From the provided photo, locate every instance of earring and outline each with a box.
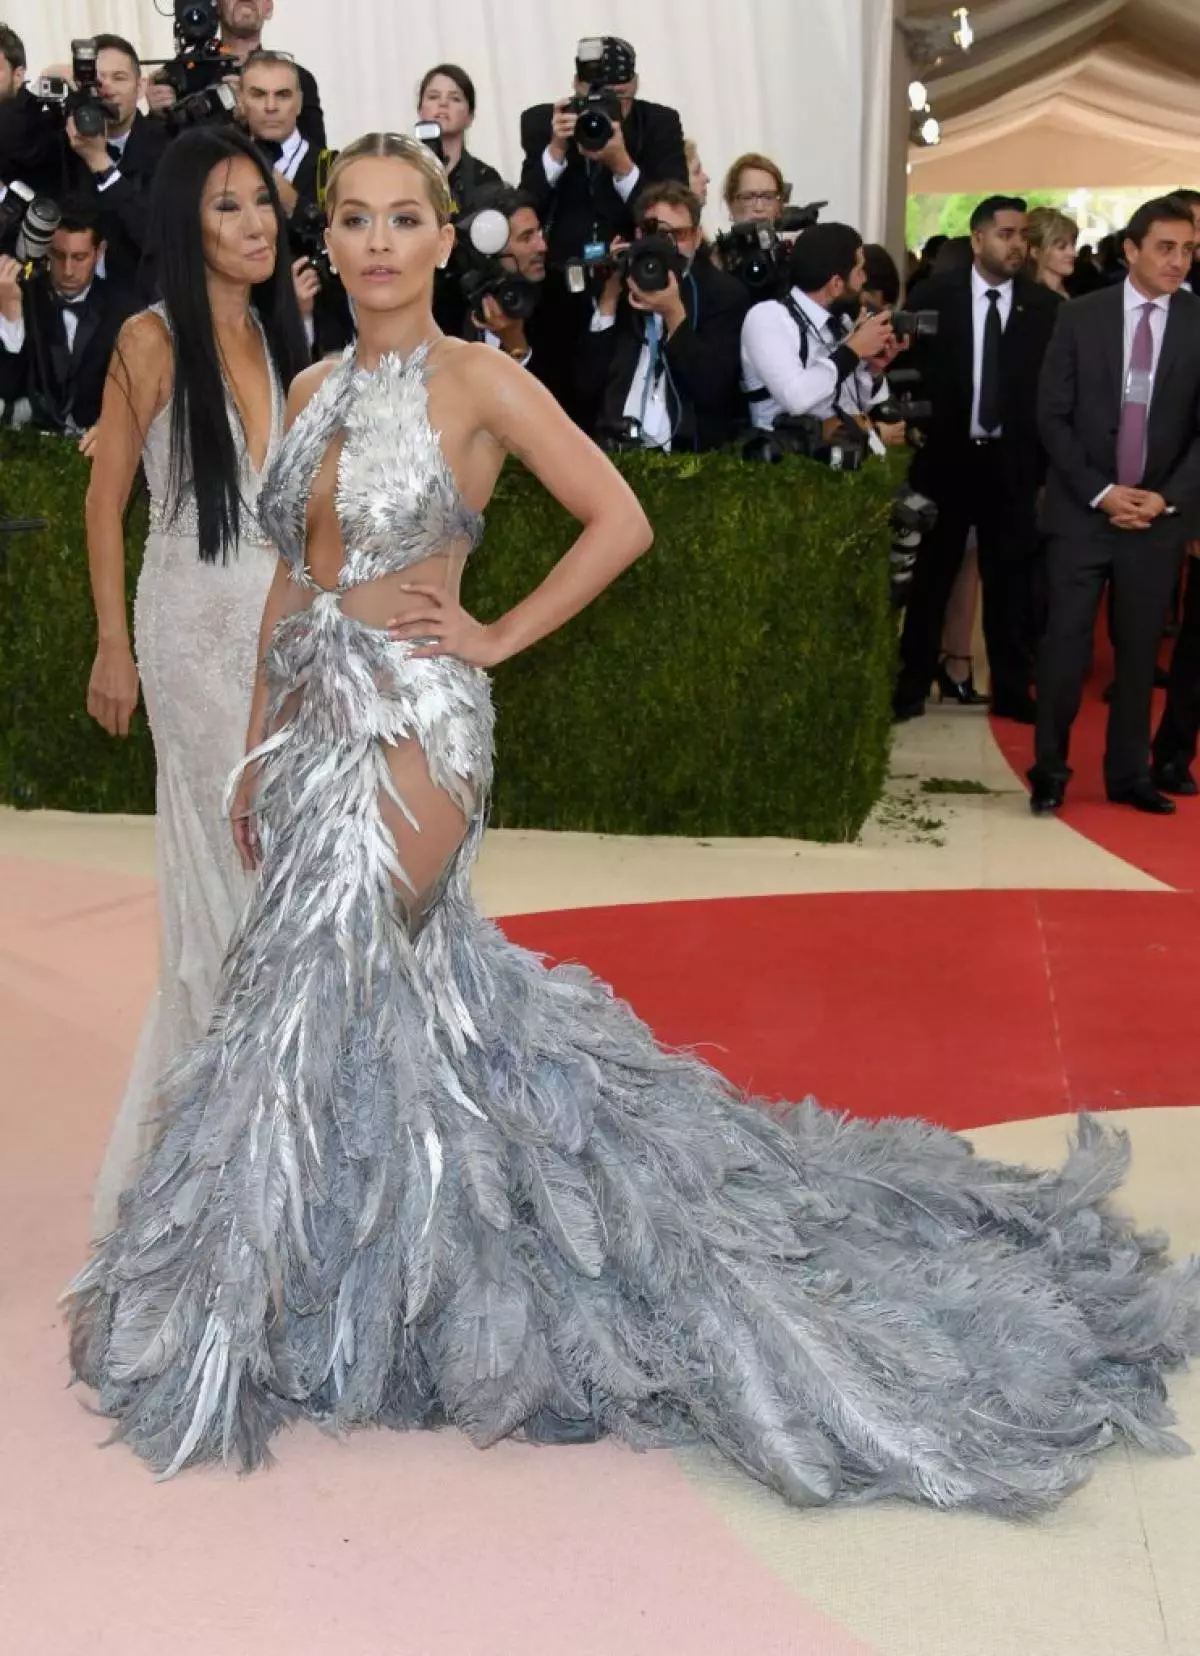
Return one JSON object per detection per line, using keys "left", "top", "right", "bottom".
{"left": 328, "top": 261, "right": 338, "bottom": 275}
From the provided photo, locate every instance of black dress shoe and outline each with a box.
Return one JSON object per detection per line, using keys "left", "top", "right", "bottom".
{"left": 1106, "top": 781, "right": 1177, "bottom": 815}
{"left": 1028, "top": 775, "right": 1066, "bottom": 815}
{"left": 992, "top": 695, "right": 1037, "bottom": 725}
{"left": 1151, "top": 760, "right": 1199, "bottom": 797}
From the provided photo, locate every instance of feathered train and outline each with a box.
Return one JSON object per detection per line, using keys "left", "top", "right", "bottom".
{"left": 64, "top": 346, "right": 1200, "bottom": 1512}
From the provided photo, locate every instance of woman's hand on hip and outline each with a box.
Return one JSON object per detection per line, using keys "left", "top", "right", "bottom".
{"left": 228, "top": 769, "right": 262, "bottom": 873}
{"left": 86, "top": 643, "right": 140, "bottom": 736}
{"left": 387, "top": 585, "right": 505, "bottom": 668}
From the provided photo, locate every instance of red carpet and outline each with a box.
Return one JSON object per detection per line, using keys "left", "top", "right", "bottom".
{"left": 991, "top": 631, "right": 1200, "bottom": 892}
{"left": 501, "top": 888, "right": 1199, "bottom": 1131}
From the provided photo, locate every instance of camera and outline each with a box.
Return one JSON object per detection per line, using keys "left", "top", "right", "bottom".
{"left": 157, "top": 0, "right": 237, "bottom": 98}
{"left": 715, "top": 202, "right": 826, "bottom": 295}
{"left": 871, "top": 368, "right": 933, "bottom": 443}
{"left": 164, "top": 81, "right": 238, "bottom": 136}
{"left": 743, "top": 411, "right": 870, "bottom": 472}
{"left": 567, "top": 35, "right": 630, "bottom": 153}
{"left": 564, "top": 231, "right": 685, "bottom": 298}
{"left": 888, "top": 487, "right": 937, "bottom": 606}
{"left": 291, "top": 201, "right": 336, "bottom": 287}
{"left": 28, "top": 40, "right": 119, "bottom": 139}
{"left": 890, "top": 307, "right": 938, "bottom": 344}
{"left": 455, "top": 208, "right": 541, "bottom": 324}
{"left": 0, "top": 182, "right": 61, "bottom": 266}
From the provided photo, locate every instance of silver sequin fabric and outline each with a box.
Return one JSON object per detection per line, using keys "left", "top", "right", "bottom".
{"left": 65, "top": 347, "right": 1200, "bottom": 1510}
{"left": 92, "top": 305, "right": 283, "bottom": 1236}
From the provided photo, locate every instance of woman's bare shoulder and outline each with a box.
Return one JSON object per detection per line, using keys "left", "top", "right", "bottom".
{"left": 113, "top": 308, "right": 173, "bottom": 375}
{"left": 283, "top": 355, "right": 343, "bottom": 425}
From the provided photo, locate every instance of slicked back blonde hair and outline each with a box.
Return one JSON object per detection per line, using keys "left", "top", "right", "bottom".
{"left": 325, "top": 132, "right": 453, "bottom": 226}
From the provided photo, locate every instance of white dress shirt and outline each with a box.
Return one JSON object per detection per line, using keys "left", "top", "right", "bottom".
{"left": 1091, "top": 278, "right": 1173, "bottom": 506}
{"left": 969, "top": 267, "right": 1013, "bottom": 438}
{"left": 740, "top": 288, "right": 886, "bottom": 431}
{"left": 274, "top": 127, "right": 310, "bottom": 183}
{"left": 0, "top": 282, "right": 95, "bottom": 356}
{"left": 589, "top": 307, "right": 672, "bottom": 449}
{"left": 541, "top": 147, "right": 641, "bottom": 205}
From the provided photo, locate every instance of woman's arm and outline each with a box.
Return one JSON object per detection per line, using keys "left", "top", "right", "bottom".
{"left": 84, "top": 311, "right": 172, "bottom": 736}
{"left": 398, "top": 347, "right": 653, "bottom": 666}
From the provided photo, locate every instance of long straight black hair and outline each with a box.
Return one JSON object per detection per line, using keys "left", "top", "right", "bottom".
{"left": 145, "top": 126, "right": 309, "bottom": 563}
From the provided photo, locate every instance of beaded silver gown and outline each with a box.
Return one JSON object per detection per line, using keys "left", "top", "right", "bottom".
{"left": 65, "top": 345, "right": 1200, "bottom": 1510}
{"left": 92, "top": 306, "right": 283, "bottom": 1237}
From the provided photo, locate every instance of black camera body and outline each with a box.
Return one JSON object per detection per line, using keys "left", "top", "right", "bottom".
{"left": 743, "top": 411, "right": 870, "bottom": 472}
{"left": 564, "top": 230, "right": 685, "bottom": 298}
{"left": 452, "top": 207, "right": 541, "bottom": 325}
{"left": 291, "top": 201, "right": 337, "bottom": 288}
{"left": 159, "top": 1, "right": 237, "bottom": 98}
{"left": 890, "top": 307, "right": 938, "bottom": 345}
{"left": 715, "top": 202, "right": 826, "bottom": 296}
{"left": 29, "top": 40, "right": 119, "bottom": 140}
{"left": 566, "top": 88, "right": 623, "bottom": 153}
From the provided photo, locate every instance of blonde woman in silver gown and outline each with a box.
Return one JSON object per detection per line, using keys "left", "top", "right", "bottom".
{"left": 83, "top": 129, "right": 307, "bottom": 1234}
{"left": 66, "top": 135, "right": 1200, "bottom": 1510}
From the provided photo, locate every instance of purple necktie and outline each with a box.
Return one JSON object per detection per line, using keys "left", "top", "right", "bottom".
{"left": 1116, "top": 301, "right": 1156, "bottom": 486}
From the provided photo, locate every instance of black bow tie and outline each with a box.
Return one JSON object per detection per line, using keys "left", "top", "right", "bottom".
{"left": 106, "top": 142, "right": 123, "bottom": 165}
{"left": 55, "top": 293, "right": 88, "bottom": 311}
{"left": 260, "top": 139, "right": 284, "bottom": 164}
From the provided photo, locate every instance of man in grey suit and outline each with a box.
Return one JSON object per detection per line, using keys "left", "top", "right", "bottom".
{"left": 1031, "top": 195, "right": 1200, "bottom": 815}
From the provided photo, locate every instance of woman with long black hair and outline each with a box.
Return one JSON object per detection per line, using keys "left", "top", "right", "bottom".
{"left": 82, "top": 126, "right": 307, "bottom": 1235}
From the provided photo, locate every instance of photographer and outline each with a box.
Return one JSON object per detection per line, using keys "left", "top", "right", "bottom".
{"left": 578, "top": 181, "right": 749, "bottom": 452}
{"left": 417, "top": 64, "right": 503, "bottom": 218}
{"left": 893, "top": 195, "right": 1059, "bottom": 725}
{"left": 64, "top": 36, "right": 169, "bottom": 296}
{"left": 740, "top": 222, "right": 900, "bottom": 431}
{"left": 519, "top": 37, "right": 687, "bottom": 274}
{"left": 149, "top": 1, "right": 325, "bottom": 149}
{"left": 722, "top": 153, "right": 790, "bottom": 226}
{"left": 0, "top": 201, "right": 137, "bottom": 434}
{"left": 0, "top": 25, "right": 64, "bottom": 202}
{"left": 239, "top": 50, "right": 319, "bottom": 215}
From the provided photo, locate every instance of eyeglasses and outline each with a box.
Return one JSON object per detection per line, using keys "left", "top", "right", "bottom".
{"left": 640, "top": 219, "right": 692, "bottom": 245}
{"left": 733, "top": 190, "right": 782, "bottom": 207}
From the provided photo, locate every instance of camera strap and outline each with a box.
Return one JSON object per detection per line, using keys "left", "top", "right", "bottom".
{"left": 314, "top": 147, "right": 334, "bottom": 211}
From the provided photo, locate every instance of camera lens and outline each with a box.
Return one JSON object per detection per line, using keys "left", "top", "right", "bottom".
{"left": 73, "top": 101, "right": 108, "bottom": 139}
{"left": 575, "top": 108, "right": 614, "bottom": 151}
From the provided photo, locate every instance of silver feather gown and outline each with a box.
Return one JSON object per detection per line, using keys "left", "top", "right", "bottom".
{"left": 64, "top": 346, "right": 1200, "bottom": 1510}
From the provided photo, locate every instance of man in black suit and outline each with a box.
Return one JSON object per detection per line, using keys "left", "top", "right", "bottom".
{"left": 65, "top": 35, "right": 169, "bottom": 297}
{"left": 0, "top": 203, "right": 138, "bottom": 434}
{"left": 577, "top": 181, "right": 748, "bottom": 451}
{"left": 1031, "top": 196, "right": 1200, "bottom": 816}
{"left": 519, "top": 37, "right": 686, "bottom": 429}
{"left": 894, "top": 195, "right": 1060, "bottom": 723}
{"left": 0, "top": 24, "right": 66, "bottom": 202}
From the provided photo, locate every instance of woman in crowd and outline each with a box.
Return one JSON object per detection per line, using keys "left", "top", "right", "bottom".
{"left": 417, "top": 62, "right": 504, "bottom": 215}
{"left": 1026, "top": 206, "right": 1078, "bottom": 298}
{"left": 66, "top": 133, "right": 1199, "bottom": 1511}
{"left": 684, "top": 137, "right": 710, "bottom": 208}
{"left": 81, "top": 127, "right": 308, "bottom": 1234}
{"left": 722, "top": 151, "right": 789, "bottom": 224}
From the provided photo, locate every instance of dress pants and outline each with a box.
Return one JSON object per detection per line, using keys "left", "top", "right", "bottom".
{"left": 1034, "top": 527, "right": 1184, "bottom": 791}
{"left": 1153, "top": 553, "right": 1200, "bottom": 771}
{"left": 897, "top": 440, "right": 1039, "bottom": 709}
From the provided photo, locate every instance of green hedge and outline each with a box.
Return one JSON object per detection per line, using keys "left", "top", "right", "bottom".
{"left": 0, "top": 429, "right": 897, "bottom": 840}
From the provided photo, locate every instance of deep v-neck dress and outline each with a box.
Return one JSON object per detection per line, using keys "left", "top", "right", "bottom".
{"left": 92, "top": 304, "right": 285, "bottom": 1237}
{"left": 66, "top": 345, "right": 1200, "bottom": 1511}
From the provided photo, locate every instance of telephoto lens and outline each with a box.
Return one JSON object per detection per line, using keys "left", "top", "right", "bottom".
{"left": 16, "top": 198, "right": 62, "bottom": 264}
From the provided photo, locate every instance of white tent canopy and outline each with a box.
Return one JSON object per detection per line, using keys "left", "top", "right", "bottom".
{"left": 906, "top": 0, "right": 1200, "bottom": 190}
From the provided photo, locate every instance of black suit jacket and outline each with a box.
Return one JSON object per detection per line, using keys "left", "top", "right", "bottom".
{"left": 576, "top": 256, "right": 749, "bottom": 451}
{"left": 1038, "top": 282, "right": 1200, "bottom": 539}
{"left": 905, "top": 266, "right": 1059, "bottom": 501}
{"left": 69, "top": 111, "right": 171, "bottom": 297}
{"left": 0, "top": 88, "right": 68, "bottom": 202}
{"left": 518, "top": 98, "right": 687, "bottom": 269}
{"left": 0, "top": 273, "right": 138, "bottom": 430}
{"left": 294, "top": 64, "right": 325, "bottom": 150}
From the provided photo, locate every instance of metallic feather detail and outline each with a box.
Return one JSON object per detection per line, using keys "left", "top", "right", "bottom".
{"left": 60, "top": 344, "right": 1200, "bottom": 1510}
